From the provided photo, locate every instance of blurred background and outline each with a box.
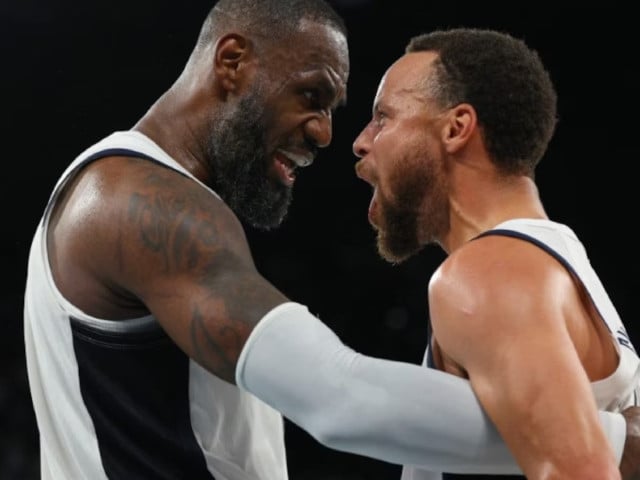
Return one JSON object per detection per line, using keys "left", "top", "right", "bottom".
{"left": 2, "top": 1, "right": 637, "bottom": 478}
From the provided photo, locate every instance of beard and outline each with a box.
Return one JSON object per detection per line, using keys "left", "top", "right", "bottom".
{"left": 375, "top": 155, "right": 449, "bottom": 264}
{"left": 207, "top": 90, "right": 292, "bottom": 230}
{"left": 376, "top": 195, "right": 422, "bottom": 264}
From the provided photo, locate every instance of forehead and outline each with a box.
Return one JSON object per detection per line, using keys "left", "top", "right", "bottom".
{"left": 374, "top": 51, "right": 437, "bottom": 105}
{"left": 268, "top": 20, "right": 349, "bottom": 86}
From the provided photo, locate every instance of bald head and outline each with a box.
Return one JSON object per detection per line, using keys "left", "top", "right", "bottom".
{"left": 193, "top": 0, "right": 347, "bottom": 56}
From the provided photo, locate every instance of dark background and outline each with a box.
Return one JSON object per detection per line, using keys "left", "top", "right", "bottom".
{"left": 2, "top": 1, "right": 637, "bottom": 479}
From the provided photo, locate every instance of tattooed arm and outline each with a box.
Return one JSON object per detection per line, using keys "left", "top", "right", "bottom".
{"left": 48, "top": 155, "right": 286, "bottom": 383}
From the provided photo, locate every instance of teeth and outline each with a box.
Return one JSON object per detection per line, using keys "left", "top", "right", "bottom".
{"left": 278, "top": 149, "right": 313, "bottom": 168}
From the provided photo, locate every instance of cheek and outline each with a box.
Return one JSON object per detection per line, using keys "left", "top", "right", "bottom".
{"left": 266, "top": 112, "right": 302, "bottom": 148}
{"left": 373, "top": 125, "right": 434, "bottom": 192}
{"left": 391, "top": 133, "right": 432, "bottom": 172}
{"left": 380, "top": 159, "right": 417, "bottom": 204}
{"left": 389, "top": 144, "right": 438, "bottom": 200}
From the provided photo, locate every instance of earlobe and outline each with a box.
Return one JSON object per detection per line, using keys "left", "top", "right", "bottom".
{"left": 442, "top": 103, "right": 476, "bottom": 153}
{"left": 214, "top": 33, "right": 250, "bottom": 93}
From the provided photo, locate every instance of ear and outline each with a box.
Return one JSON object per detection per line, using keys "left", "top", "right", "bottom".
{"left": 214, "top": 33, "right": 253, "bottom": 94}
{"left": 441, "top": 103, "right": 477, "bottom": 154}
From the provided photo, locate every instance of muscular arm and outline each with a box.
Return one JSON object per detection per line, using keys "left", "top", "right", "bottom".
{"left": 111, "top": 159, "right": 288, "bottom": 382}
{"left": 429, "top": 238, "right": 621, "bottom": 479}
{"left": 50, "top": 156, "right": 287, "bottom": 383}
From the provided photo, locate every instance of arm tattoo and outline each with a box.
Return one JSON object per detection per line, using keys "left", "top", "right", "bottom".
{"left": 125, "top": 168, "right": 278, "bottom": 380}
{"left": 128, "top": 188, "right": 213, "bottom": 272}
{"left": 190, "top": 304, "right": 238, "bottom": 381}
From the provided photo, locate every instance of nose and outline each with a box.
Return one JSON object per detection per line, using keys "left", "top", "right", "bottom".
{"left": 352, "top": 124, "right": 371, "bottom": 159}
{"left": 304, "top": 111, "right": 333, "bottom": 148}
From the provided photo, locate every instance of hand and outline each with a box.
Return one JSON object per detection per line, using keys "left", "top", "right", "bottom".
{"left": 620, "top": 406, "right": 640, "bottom": 480}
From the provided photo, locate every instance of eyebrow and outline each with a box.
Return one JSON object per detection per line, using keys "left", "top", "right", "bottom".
{"left": 318, "top": 77, "right": 347, "bottom": 110}
{"left": 317, "top": 65, "right": 348, "bottom": 108}
{"left": 371, "top": 100, "right": 384, "bottom": 116}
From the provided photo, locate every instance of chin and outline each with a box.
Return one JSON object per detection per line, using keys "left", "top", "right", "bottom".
{"left": 377, "top": 234, "right": 421, "bottom": 265}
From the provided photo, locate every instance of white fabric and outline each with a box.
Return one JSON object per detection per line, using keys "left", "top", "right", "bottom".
{"left": 24, "top": 130, "right": 287, "bottom": 480}
{"left": 25, "top": 228, "right": 110, "bottom": 480}
{"left": 494, "top": 218, "right": 640, "bottom": 412}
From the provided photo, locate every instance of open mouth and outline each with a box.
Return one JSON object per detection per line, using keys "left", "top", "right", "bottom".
{"left": 272, "top": 151, "right": 296, "bottom": 186}
{"left": 272, "top": 149, "right": 314, "bottom": 187}
{"left": 368, "top": 192, "right": 379, "bottom": 226}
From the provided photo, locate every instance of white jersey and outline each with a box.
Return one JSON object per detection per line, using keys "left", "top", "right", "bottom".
{"left": 24, "top": 131, "right": 288, "bottom": 480}
{"left": 402, "top": 218, "right": 640, "bottom": 480}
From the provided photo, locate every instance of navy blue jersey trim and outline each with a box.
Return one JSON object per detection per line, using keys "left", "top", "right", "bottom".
{"left": 475, "top": 228, "right": 571, "bottom": 271}
{"left": 70, "top": 316, "right": 168, "bottom": 349}
{"left": 83, "top": 148, "right": 159, "bottom": 164}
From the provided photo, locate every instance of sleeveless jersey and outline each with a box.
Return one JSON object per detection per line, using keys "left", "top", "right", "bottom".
{"left": 24, "top": 130, "right": 288, "bottom": 480}
{"left": 402, "top": 218, "right": 639, "bottom": 480}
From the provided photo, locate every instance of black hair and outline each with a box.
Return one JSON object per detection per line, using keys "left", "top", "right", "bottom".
{"left": 407, "top": 28, "right": 558, "bottom": 176}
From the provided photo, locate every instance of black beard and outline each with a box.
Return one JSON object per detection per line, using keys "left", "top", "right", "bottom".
{"left": 207, "top": 92, "right": 292, "bottom": 230}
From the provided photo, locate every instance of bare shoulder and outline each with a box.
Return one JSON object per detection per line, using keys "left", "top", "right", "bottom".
{"left": 432, "top": 233, "right": 569, "bottom": 300}
{"left": 48, "top": 154, "right": 288, "bottom": 381}
{"left": 429, "top": 233, "right": 574, "bottom": 333}
{"left": 94, "top": 155, "right": 247, "bottom": 250}
{"left": 49, "top": 155, "right": 252, "bottom": 317}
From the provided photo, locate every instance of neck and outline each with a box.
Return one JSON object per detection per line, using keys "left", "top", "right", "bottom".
{"left": 441, "top": 175, "right": 547, "bottom": 253}
{"left": 132, "top": 83, "right": 214, "bottom": 186}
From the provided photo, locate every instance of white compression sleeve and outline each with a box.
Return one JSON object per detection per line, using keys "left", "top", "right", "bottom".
{"left": 236, "top": 302, "right": 626, "bottom": 473}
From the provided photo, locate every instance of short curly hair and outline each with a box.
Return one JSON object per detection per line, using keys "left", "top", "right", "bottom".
{"left": 406, "top": 28, "right": 558, "bottom": 177}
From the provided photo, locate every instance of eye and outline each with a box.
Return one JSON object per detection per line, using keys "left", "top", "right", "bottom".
{"left": 300, "top": 84, "right": 338, "bottom": 116}
{"left": 303, "top": 89, "right": 321, "bottom": 108}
